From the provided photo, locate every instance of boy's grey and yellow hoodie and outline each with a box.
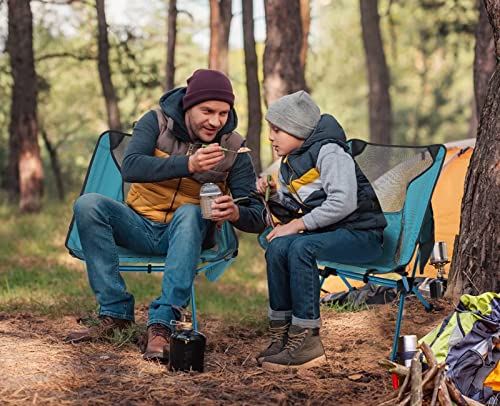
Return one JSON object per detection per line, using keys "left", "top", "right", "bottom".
{"left": 121, "top": 87, "right": 266, "bottom": 234}
{"left": 276, "top": 114, "right": 387, "bottom": 233}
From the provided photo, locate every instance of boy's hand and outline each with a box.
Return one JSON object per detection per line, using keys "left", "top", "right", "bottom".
{"left": 188, "top": 144, "right": 224, "bottom": 173}
{"left": 266, "top": 219, "right": 306, "bottom": 241}
{"left": 210, "top": 195, "right": 240, "bottom": 223}
{"left": 256, "top": 176, "right": 277, "bottom": 196}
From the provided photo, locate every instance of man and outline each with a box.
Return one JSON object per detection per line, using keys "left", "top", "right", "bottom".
{"left": 65, "top": 69, "right": 266, "bottom": 362}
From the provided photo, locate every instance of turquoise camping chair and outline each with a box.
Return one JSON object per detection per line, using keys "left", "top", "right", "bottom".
{"left": 318, "top": 139, "right": 446, "bottom": 361}
{"left": 65, "top": 131, "right": 238, "bottom": 330}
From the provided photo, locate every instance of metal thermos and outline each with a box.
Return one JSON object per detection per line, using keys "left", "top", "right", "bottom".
{"left": 200, "top": 183, "right": 222, "bottom": 220}
{"left": 168, "top": 322, "right": 206, "bottom": 373}
{"left": 396, "top": 335, "right": 418, "bottom": 368}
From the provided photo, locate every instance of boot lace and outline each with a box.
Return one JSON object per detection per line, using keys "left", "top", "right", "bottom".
{"left": 269, "top": 323, "right": 289, "bottom": 344}
{"left": 150, "top": 324, "right": 171, "bottom": 340}
{"left": 283, "top": 330, "right": 308, "bottom": 352}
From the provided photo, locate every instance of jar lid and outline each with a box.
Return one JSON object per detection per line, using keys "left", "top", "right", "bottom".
{"left": 200, "top": 182, "right": 222, "bottom": 196}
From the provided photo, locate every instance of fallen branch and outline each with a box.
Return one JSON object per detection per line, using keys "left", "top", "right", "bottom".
{"left": 378, "top": 360, "right": 410, "bottom": 377}
{"left": 410, "top": 353, "right": 422, "bottom": 405}
{"left": 444, "top": 377, "right": 467, "bottom": 406}
{"left": 437, "top": 378, "right": 452, "bottom": 406}
{"left": 429, "top": 368, "right": 443, "bottom": 406}
{"left": 418, "top": 342, "right": 437, "bottom": 368}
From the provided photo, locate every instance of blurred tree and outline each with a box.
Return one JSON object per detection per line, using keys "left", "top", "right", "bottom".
{"left": 300, "top": 0, "right": 310, "bottom": 74}
{"left": 209, "top": 0, "right": 232, "bottom": 74}
{"left": 7, "top": 0, "right": 44, "bottom": 212}
{"left": 263, "top": 0, "right": 306, "bottom": 160}
{"left": 165, "top": 0, "right": 177, "bottom": 91}
{"left": 263, "top": 0, "right": 306, "bottom": 105}
{"left": 96, "top": 0, "right": 122, "bottom": 131}
{"left": 447, "top": 0, "right": 500, "bottom": 296}
{"left": 242, "top": 0, "right": 262, "bottom": 174}
{"left": 360, "top": 0, "right": 392, "bottom": 144}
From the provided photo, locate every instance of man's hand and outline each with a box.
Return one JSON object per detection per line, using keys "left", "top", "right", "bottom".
{"left": 210, "top": 195, "right": 240, "bottom": 223}
{"left": 256, "top": 175, "right": 277, "bottom": 196}
{"left": 266, "top": 219, "right": 306, "bottom": 241}
{"left": 188, "top": 144, "right": 224, "bottom": 173}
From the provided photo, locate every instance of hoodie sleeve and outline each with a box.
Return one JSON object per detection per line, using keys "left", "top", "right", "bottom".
{"left": 227, "top": 153, "right": 267, "bottom": 234}
{"left": 121, "top": 110, "right": 191, "bottom": 182}
{"left": 301, "top": 143, "right": 358, "bottom": 230}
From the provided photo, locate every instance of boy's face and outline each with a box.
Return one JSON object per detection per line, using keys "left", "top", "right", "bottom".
{"left": 268, "top": 123, "right": 305, "bottom": 156}
{"left": 185, "top": 100, "right": 230, "bottom": 142}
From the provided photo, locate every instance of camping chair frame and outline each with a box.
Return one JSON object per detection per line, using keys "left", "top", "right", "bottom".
{"left": 318, "top": 139, "right": 446, "bottom": 361}
{"left": 65, "top": 131, "right": 238, "bottom": 331}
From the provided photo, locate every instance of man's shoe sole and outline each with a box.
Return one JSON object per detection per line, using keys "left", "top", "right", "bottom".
{"left": 261, "top": 354, "right": 327, "bottom": 371}
{"left": 143, "top": 351, "right": 169, "bottom": 363}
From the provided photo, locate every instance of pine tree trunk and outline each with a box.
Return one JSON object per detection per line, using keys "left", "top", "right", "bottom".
{"left": 299, "top": 0, "right": 310, "bottom": 74}
{"left": 473, "top": 0, "right": 496, "bottom": 116}
{"left": 7, "top": 0, "right": 44, "bottom": 213}
{"left": 242, "top": 0, "right": 262, "bottom": 174}
{"left": 165, "top": 0, "right": 177, "bottom": 91}
{"left": 447, "top": 0, "right": 500, "bottom": 297}
{"left": 360, "top": 0, "right": 392, "bottom": 144}
{"left": 40, "top": 128, "right": 65, "bottom": 201}
{"left": 209, "top": 0, "right": 232, "bottom": 75}
{"left": 263, "top": 0, "right": 306, "bottom": 106}
{"left": 96, "top": 0, "right": 122, "bottom": 131}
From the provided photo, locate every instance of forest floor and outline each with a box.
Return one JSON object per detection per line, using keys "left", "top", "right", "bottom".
{"left": 0, "top": 296, "right": 455, "bottom": 405}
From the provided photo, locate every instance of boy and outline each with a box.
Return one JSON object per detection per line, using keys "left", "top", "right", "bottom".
{"left": 255, "top": 91, "right": 387, "bottom": 371}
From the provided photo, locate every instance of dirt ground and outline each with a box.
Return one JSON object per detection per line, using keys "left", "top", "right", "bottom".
{"left": 0, "top": 297, "right": 455, "bottom": 405}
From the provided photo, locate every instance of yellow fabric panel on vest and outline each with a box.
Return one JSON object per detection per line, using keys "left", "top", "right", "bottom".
{"left": 287, "top": 167, "right": 320, "bottom": 194}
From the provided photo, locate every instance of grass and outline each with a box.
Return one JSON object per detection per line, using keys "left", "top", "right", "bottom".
{"left": 0, "top": 198, "right": 269, "bottom": 328}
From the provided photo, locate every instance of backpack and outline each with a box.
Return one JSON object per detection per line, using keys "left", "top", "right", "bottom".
{"left": 419, "top": 292, "right": 500, "bottom": 403}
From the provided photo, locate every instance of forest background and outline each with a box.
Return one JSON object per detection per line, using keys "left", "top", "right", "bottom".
{"left": 0, "top": 0, "right": 482, "bottom": 201}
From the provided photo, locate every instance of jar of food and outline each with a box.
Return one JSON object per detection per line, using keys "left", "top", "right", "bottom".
{"left": 200, "top": 183, "right": 222, "bottom": 220}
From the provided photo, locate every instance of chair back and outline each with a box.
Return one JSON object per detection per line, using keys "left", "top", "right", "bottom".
{"left": 349, "top": 140, "right": 446, "bottom": 271}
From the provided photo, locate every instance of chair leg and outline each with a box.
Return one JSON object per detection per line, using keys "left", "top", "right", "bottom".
{"left": 391, "top": 292, "right": 406, "bottom": 361}
{"left": 412, "top": 286, "right": 433, "bottom": 312}
{"left": 191, "top": 283, "right": 198, "bottom": 331}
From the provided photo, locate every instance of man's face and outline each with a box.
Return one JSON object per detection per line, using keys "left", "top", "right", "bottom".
{"left": 185, "top": 100, "right": 231, "bottom": 142}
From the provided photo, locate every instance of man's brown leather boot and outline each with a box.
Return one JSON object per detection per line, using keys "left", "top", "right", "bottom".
{"left": 64, "top": 316, "right": 133, "bottom": 343}
{"left": 143, "top": 324, "right": 172, "bottom": 362}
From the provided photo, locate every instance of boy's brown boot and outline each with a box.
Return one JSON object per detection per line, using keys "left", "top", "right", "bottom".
{"left": 256, "top": 320, "right": 290, "bottom": 365}
{"left": 261, "top": 325, "right": 326, "bottom": 371}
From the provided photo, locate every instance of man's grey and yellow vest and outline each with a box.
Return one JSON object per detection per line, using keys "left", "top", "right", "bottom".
{"left": 279, "top": 116, "right": 387, "bottom": 232}
{"left": 126, "top": 109, "right": 244, "bottom": 223}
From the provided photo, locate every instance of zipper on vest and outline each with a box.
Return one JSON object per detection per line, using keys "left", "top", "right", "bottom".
{"left": 286, "top": 159, "right": 312, "bottom": 210}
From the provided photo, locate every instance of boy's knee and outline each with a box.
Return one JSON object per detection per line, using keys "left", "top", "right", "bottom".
{"left": 265, "top": 238, "right": 290, "bottom": 260}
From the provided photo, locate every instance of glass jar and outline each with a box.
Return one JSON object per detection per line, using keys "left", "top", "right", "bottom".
{"left": 200, "top": 183, "right": 222, "bottom": 220}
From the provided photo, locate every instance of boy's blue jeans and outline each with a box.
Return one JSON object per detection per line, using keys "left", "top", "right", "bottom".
{"left": 265, "top": 228, "right": 383, "bottom": 329}
{"left": 74, "top": 193, "right": 210, "bottom": 330}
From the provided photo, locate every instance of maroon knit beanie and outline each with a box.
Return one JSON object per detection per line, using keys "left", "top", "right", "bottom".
{"left": 182, "top": 69, "right": 235, "bottom": 111}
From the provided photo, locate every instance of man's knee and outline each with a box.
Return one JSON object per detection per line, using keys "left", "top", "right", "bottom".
{"left": 171, "top": 204, "right": 203, "bottom": 224}
{"left": 74, "top": 193, "right": 102, "bottom": 216}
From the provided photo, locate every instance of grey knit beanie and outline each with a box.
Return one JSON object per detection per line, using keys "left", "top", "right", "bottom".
{"left": 265, "top": 90, "right": 321, "bottom": 139}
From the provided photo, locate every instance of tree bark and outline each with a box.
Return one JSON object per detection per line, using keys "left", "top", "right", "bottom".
{"left": 7, "top": 0, "right": 44, "bottom": 212}
{"left": 40, "top": 128, "right": 64, "bottom": 201}
{"left": 263, "top": 0, "right": 306, "bottom": 106}
{"left": 242, "top": 0, "right": 262, "bottom": 174}
{"left": 209, "top": 0, "right": 232, "bottom": 75}
{"left": 165, "top": 0, "right": 177, "bottom": 91}
{"left": 474, "top": 0, "right": 496, "bottom": 116}
{"left": 447, "top": 0, "right": 500, "bottom": 297}
{"left": 96, "top": 0, "right": 122, "bottom": 131}
{"left": 360, "top": 0, "right": 392, "bottom": 144}
{"left": 299, "top": 0, "right": 310, "bottom": 74}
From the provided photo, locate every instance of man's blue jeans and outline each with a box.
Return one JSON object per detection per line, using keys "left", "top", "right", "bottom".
{"left": 265, "top": 228, "right": 383, "bottom": 329}
{"left": 74, "top": 193, "right": 210, "bottom": 330}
